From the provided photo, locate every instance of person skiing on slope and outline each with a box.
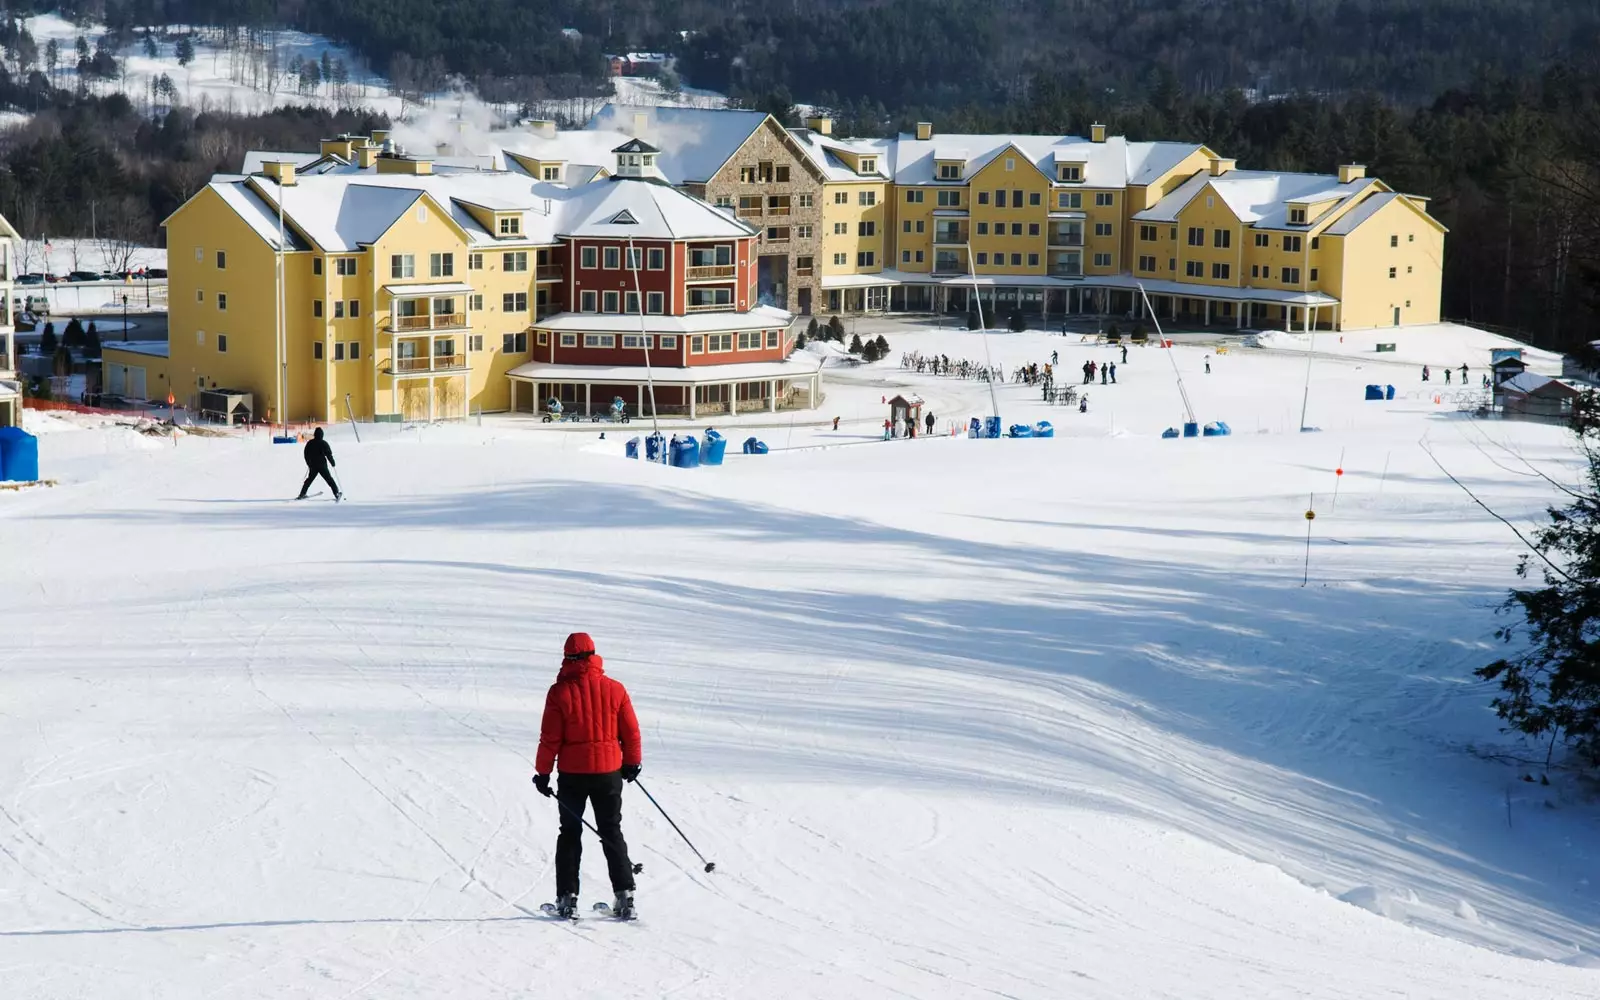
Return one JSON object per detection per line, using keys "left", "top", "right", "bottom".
{"left": 296, "top": 427, "right": 340, "bottom": 500}
{"left": 534, "top": 633, "right": 642, "bottom": 920}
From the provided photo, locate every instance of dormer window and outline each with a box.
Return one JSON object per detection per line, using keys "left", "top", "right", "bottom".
{"left": 499, "top": 215, "right": 521, "bottom": 236}
{"left": 542, "top": 165, "right": 560, "bottom": 180}
{"left": 1058, "top": 164, "right": 1083, "bottom": 182}
{"left": 1289, "top": 208, "right": 1307, "bottom": 224}
{"left": 937, "top": 163, "right": 961, "bottom": 180}
{"left": 860, "top": 158, "right": 876, "bottom": 174}
{"left": 643, "top": 154, "right": 655, "bottom": 167}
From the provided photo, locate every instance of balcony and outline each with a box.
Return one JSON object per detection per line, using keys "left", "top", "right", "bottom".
{"left": 686, "top": 265, "right": 737, "bottom": 281}
{"left": 536, "top": 265, "right": 563, "bottom": 281}
{"left": 736, "top": 207, "right": 762, "bottom": 219}
{"left": 766, "top": 206, "right": 791, "bottom": 217}
{"left": 932, "top": 264, "right": 969, "bottom": 276}
{"left": 391, "top": 312, "right": 467, "bottom": 332}
{"left": 388, "top": 353, "right": 467, "bottom": 375}
{"left": 686, "top": 301, "right": 733, "bottom": 313}
{"left": 796, "top": 265, "right": 814, "bottom": 277}
{"left": 1049, "top": 265, "right": 1083, "bottom": 278}
{"left": 1048, "top": 232, "right": 1085, "bottom": 248}
{"left": 932, "top": 229, "right": 969, "bottom": 245}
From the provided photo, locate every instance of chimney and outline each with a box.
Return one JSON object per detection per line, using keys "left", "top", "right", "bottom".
{"left": 804, "top": 116, "right": 833, "bottom": 136}
{"left": 370, "top": 129, "right": 391, "bottom": 147}
{"left": 915, "top": 121, "right": 933, "bottom": 141}
{"left": 529, "top": 119, "right": 557, "bottom": 139}
{"left": 260, "top": 160, "right": 297, "bottom": 186}
{"left": 1208, "top": 157, "right": 1237, "bottom": 176}
{"left": 1090, "top": 123, "right": 1106, "bottom": 143}
{"left": 1338, "top": 163, "right": 1366, "bottom": 184}
{"left": 632, "top": 111, "right": 649, "bottom": 136}
{"left": 319, "top": 136, "right": 355, "bottom": 161}
{"left": 377, "top": 152, "right": 434, "bottom": 176}
{"left": 355, "top": 143, "right": 379, "bottom": 169}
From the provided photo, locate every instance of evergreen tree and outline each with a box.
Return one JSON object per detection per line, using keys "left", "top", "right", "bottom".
{"left": 143, "top": 33, "right": 157, "bottom": 60}
{"left": 39, "top": 324, "right": 57, "bottom": 355}
{"left": 63, "top": 317, "right": 85, "bottom": 348}
{"left": 52, "top": 344, "right": 73, "bottom": 377}
{"left": 176, "top": 35, "right": 195, "bottom": 67}
{"left": 828, "top": 315, "right": 845, "bottom": 342}
{"left": 965, "top": 309, "right": 981, "bottom": 331}
{"left": 848, "top": 332, "right": 864, "bottom": 354}
{"left": 794, "top": 330, "right": 806, "bottom": 349}
{"left": 806, "top": 317, "right": 819, "bottom": 342}
{"left": 84, "top": 322, "right": 101, "bottom": 358}
{"left": 874, "top": 334, "right": 889, "bottom": 355}
{"left": 1008, "top": 310, "right": 1027, "bottom": 332}
{"left": 861, "top": 339, "right": 879, "bottom": 362}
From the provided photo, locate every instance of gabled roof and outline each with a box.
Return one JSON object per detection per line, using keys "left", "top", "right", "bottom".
{"left": 890, "top": 132, "right": 1206, "bottom": 188}
{"left": 1323, "top": 191, "right": 1449, "bottom": 236}
{"left": 612, "top": 138, "right": 660, "bottom": 154}
{"left": 192, "top": 177, "right": 311, "bottom": 251}
{"left": 1501, "top": 372, "right": 1577, "bottom": 396}
{"left": 786, "top": 129, "right": 894, "bottom": 182}
{"left": 1133, "top": 169, "right": 1373, "bottom": 229}
{"left": 561, "top": 178, "right": 754, "bottom": 239}
{"left": 586, "top": 105, "right": 770, "bottom": 184}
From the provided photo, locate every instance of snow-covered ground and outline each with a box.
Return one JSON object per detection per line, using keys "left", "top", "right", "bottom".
{"left": 3, "top": 322, "right": 1599, "bottom": 999}
{"left": 14, "top": 238, "right": 167, "bottom": 278}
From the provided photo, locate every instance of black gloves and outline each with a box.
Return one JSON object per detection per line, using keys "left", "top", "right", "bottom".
{"left": 533, "top": 773, "right": 552, "bottom": 797}
{"left": 621, "top": 764, "right": 641, "bottom": 782}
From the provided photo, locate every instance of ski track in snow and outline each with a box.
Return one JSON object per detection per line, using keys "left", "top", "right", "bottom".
{"left": 2, "top": 321, "right": 1600, "bottom": 997}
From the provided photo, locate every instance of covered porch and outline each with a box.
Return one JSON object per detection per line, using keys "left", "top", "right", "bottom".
{"left": 377, "top": 281, "right": 474, "bottom": 423}
{"left": 1086, "top": 276, "right": 1342, "bottom": 333}
{"left": 506, "top": 357, "right": 825, "bottom": 421}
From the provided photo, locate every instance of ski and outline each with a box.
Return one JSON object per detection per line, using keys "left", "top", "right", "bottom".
{"left": 592, "top": 901, "right": 637, "bottom": 921}
{"left": 295, "top": 491, "right": 323, "bottom": 500}
{"left": 539, "top": 902, "right": 578, "bottom": 921}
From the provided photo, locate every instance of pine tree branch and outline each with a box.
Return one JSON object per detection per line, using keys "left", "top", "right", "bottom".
{"left": 1421, "top": 437, "right": 1575, "bottom": 583}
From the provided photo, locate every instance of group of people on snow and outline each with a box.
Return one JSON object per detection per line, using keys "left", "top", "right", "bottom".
{"left": 1420, "top": 363, "right": 1488, "bottom": 387}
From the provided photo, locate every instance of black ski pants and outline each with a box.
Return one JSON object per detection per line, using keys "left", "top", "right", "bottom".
{"left": 555, "top": 770, "right": 635, "bottom": 896}
{"left": 300, "top": 466, "right": 338, "bottom": 497}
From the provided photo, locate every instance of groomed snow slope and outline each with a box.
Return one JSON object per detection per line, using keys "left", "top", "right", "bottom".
{"left": 2, "top": 328, "right": 1599, "bottom": 998}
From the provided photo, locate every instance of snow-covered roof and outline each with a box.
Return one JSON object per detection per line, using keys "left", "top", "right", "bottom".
{"left": 890, "top": 133, "right": 1204, "bottom": 188}
{"left": 382, "top": 282, "right": 475, "bottom": 297}
{"left": 241, "top": 150, "right": 329, "bottom": 175}
{"left": 586, "top": 105, "right": 770, "bottom": 184}
{"left": 1134, "top": 170, "right": 1372, "bottom": 229}
{"left": 557, "top": 179, "right": 754, "bottom": 240}
{"left": 502, "top": 129, "right": 635, "bottom": 172}
{"left": 786, "top": 129, "right": 894, "bottom": 182}
{"left": 1323, "top": 192, "right": 1400, "bottom": 236}
{"left": 508, "top": 354, "right": 819, "bottom": 386}
{"left": 818, "top": 268, "right": 1340, "bottom": 304}
{"left": 100, "top": 340, "right": 169, "bottom": 358}
{"left": 1499, "top": 372, "right": 1575, "bottom": 396}
{"left": 206, "top": 178, "right": 310, "bottom": 251}
{"left": 533, "top": 304, "right": 793, "bottom": 334}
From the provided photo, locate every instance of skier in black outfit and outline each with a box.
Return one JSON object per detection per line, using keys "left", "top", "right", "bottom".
{"left": 297, "top": 427, "right": 341, "bottom": 500}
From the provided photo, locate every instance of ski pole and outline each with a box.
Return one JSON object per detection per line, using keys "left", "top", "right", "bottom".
{"left": 539, "top": 780, "right": 644, "bottom": 875}
{"left": 633, "top": 779, "right": 715, "bottom": 873}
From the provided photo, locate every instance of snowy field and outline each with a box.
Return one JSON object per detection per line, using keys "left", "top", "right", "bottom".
{"left": 3, "top": 324, "right": 1600, "bottom": 999}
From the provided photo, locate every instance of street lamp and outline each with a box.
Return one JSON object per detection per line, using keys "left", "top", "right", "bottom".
{"left": 122, "top": 294, "right": 128, "bottom": 341}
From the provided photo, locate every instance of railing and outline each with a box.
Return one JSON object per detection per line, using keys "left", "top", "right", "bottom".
{"left": 1048, "top": 233, "right": 1085, "bottom": 247}
{"left": 686, "top": 301, "right": 733, "bottom": 313}
{"left": 390, "top": 354, "right": 467, "bottom": 374}
{"left": 1049, "top": 265, "right": 1083, "bottom": 278}
{"left": 764, "top": 235, "right": 790, "bottom": 245}
{"left": 932, "top": 230, "right": 968, "bottom": 244}
{"left": 391, "top": 312, "right": 467, "bottom": 332}
{"left": 686, "top": 265, "right": 737, "bottom": 280}
{"left": 766, "top": 206, "right": 791, "bottom": 217}
{"left": 796, "top": 266, "right": 814, "bottom": 277}
{"left": 736, "top": 207, "right": 762, "bottom": 219}
{"left": 931, "top": 265, "right": 969, "bottom": 276}
{"left": 536, "top": 266, "right": 563, "bottom": 281}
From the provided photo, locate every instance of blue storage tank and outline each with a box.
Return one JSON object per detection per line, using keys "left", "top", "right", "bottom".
{"left": 744, "top": 438, "right": 769, "bottom": 455}
{"left": 1161, "top": 427, "right": 1181, "bottom": 439}
{"left": 1182, "top": 421, "right": 1199, "bottom": 438}
{"left": 969, "top": 416, "right": 982, "bottom": 438}
{"left": 1202, "top": 421, "right": 1232, "bottom": 437}
{"left": 0, "top": 427, "right": 39, "bottom": 482}
{"left": 670, "top": 436, "right": 701, "bottom": 469}
{"left": 625, "top": 437, "right": 641, "bottom": 459}
{"left": 1386, "top": 385, "right": 1396, "bottom": 400}
{"left": 1033, "top": 421, "right": 1054, "bottom": 438}
{"left": 1009, "top": 423, "right": 1034, "bottom": 438}
{"left": 984, "top": 415, "right": 1002, "bottom": 439}
{"left": 645, "top": 432, "right": 666, "bottom": 463}
{"left": 702, "top": 429, "right": 727, "bottom": 466}
{"left": 1364, "top": 384, "right": 1384, "bottom": 400}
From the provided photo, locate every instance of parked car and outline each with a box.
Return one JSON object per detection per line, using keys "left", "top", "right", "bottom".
{"left": 66, "top": 270, "right": 103, "bottom": 282}
{"left": 146, "top": 267, "right": 167, "bottom": 279}
{"left": 44, "top": 273, "right": 62, "bottom": 283}
{"left": 16, "top": 273, "right": 45, "bottom": 285}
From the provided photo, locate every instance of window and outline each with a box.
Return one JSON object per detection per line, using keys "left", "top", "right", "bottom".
{"left": 915, "top": 220, "right": 924, "bottom": 233}
{"left": 1010, "top": 253, "right": 1022, "bottom": 266}
{"left": 499, "top": 216, "right": 521, "bottom": 235}
{"left": 430, "top": 252, "right": 454, "bottom": 277}
{"left": 937, "top": 190, "right": 960, "bottom": 207}
{"left": 1251, "top": 265, "right": 1260, "bottom": 278}
{"left": 1027, "top": 253, "right": 1039, "bottom": 266}
{"left": 690, "top": 335, "right": 705, "bottom": 354}
{"left": 217, "top": 334, "right": 227, "bottom": 352}
{"left": 313, "top": 299, "right": 323, "bottom": 317}
{"left": 333, "top": 342, "right": 345, "bottom": 361}
{"left": 1094, "top": 222, "right": 1112, "bottom": 237}
{"left": 858, "top": 191, "right": 876, "bottom": 206}
{"left": 1187, "top": 227, "right": 1205, "bottom": 247}
{"left": 1169, "top": 258, "right": 1176, "bottom": 271}
{"left": 1213, "top": 229, "right": 1231, "bottom": 249}
{"left": 833, "top": 253, "right": 847, "bottom": 265}
{"left": 1310, "top": 237, "right": 1320, "bottom": 250}
{"left": 217, "top": 293, "right": 227, "bottom": 311}
{"left": 1059, "top": 165, "right": 1082, "bottom": 182}
{"left": 977, "top": 222, "right": 989, "bottom": 235}
{"left": 1211, "top": 263, "right": 1230, "bottom": 280}
{"left": 1407, "top": 265, "right": 1413, "bottom": 273}
{"left": 903, "top": 220, "right": 912, "bottom": 233}
{"left": 776, "top": 165, "right": 790, "bottom": 182}
{"left": 1012, "top": 189, "right": 1022, "bottom": 207}
{"left": 858, "top": 221, "right": 876, "bottom": 236}
{"left": 584, "top": 334, "right": 616, "bottom": 348}
{"left": 976, "top": 253, "right": 987, "bottom": 265}
{"left": 740, "top": 166, "right": 757, "bottom": 183}
{"left": 466, "top": 253, "right": 483, "bottom": 271}
{"left": 580, "top": 246, "right": 598, "bottom": 269}
{"left": 915, "top": 250, "right": 924, "bottom": 263}
{"left": 1186, "top": 260, "right": 1204, "bottom": 278}
{"left": 313, "top": 342, "right": 324, "bottom": 360}
{"left": 1282, "top": 267, "right": 1301, "bottom": 284}
{"left": 767, "top": 194, "right": 789, "bottom": 213}
{"left": 797, "top": 194, "right": 813, "bottom": 208}
{"left": 647, "top": 291, "right": 664, "bottom": 314}
{"left": 467, "top": 335, "right": 483, "bottom": 352}
{"left": 1029, "top": 192, "right": 1041, "bottom": 206}
{"left": 1095, "top": 192, "right": 1114, "bottom": 207}
{"left": 1390, "top": 234, "right": 1399, "bottom": 248}
{"left": 1408, "top": 234, "right": 1415, "bottom": 243}
{"left": 624, "top": 247, "right": 643, "bottom": 270}
{"left": 795, "top": 255, "right": 815, "bottom": 275}
{"left": 857, "top": 251, "right": 875, "bottom": 267}
{"left": 1283, "top": 235, "right": 1302, "bottom": 253}
{"left": 1058, "top": 192, "right": 1081, "bottom": 209}
{"left": 1139, "top": 225, "right": 1158, "bottom": 242}
{"left": 1004, "top": 157, "right": 1015, "bottom": 171}
{"left": 833, "top": 191, "right": 848, "bottom": 204}
{"left": 739, "top": 195, "right": 762, "bottom": 217}
{"left": 906, "top": 189, "right": 924, "bottom": 203}
{"left": 767, "top": 331, "right": 780, "bottom": 349}
{"left": 503, "top": 292, "right": 528, "bottom": 312}
{"left": 196, "top": 330, "right": 204, "bottom": 345}
{"left": 1255, "top": 233, "right": 1269, "bottom": 247}
{"left": 622, "top": 334, "right": 652, "bottom": 349}
{"left": 602, "top": 291, "right": 619, "bottom": 313}
{"left": 1093, "top": 253, "right": 1112, "bottom": 267}
{"left": 1138, "top": 255, "right": 1156, "bottom": 272}
{"left": 333, "top": 300, "right": 345, "bottom": 319}
{"left": 738, "top": 331, "right": 761, "bottom": 350}
{"left": 938, "top": 164, "right": 961, "bottom": 180}
{"left": 1388, "top": 267, "right": 1397, "bottom": 279}
{"left": 603, "top": 247, "right": 620, "bottom": 270}
{"left": 537, "top": 332, "right": 548, "bottom": 347}
{"left": 337, "top": 257, "right": 357, "bottom": 276}
{"left": 622, "top": 291, "right": 639, "bottom": 315}
{"left": 1310, "top": 268, "right": 1319, "bottom": 281}
{"left": 560, "top": 333, "right": 577, "bottom": 347}
{"left": 978, "top": 192, "right": 990, "bottom": 205}
{"left": 580, "top": 290, "right": 597, "bottom": 312}
{"left": 468, "top": 294, "right": 482, "bottom": 313}
{"left": 1289, "top": 208, "right": 1307, "bottom": 224}
{"left": 543, "top": 166, "right": 560, "bottom": 181}
{"left": 216, "top": 250, "right": 227, "bottom": 269}
{"left": 647, "top": 247, "right": 665, "bottom": 270}
{"left": 1029, "top": 223, "right": 1041, "bottom": 236}
{"left": 349, "top": 341, "right": 361, "bottom": 361}
{"left": 1011, "top": 223, "right": 1023, "bottom": 236}
{"left": 995, "top": 190, "right": 1007, "bottom": 208}
{"left": 833, "top": 222, "right": 848, "bottom": 235}
{"left": 709, "top": 333, "right": 734, "bottom": 353}
{"left": 860, "top": 158, "right": 876, "bottom": 174}
{"left": 391, "top": 254, "right": 414, "bottom": 278}
{"left": 313, "top": 258, "right": 322, "bottom": 276}
{"left": 902, "top": 250, "right": 912, "bottom": 263}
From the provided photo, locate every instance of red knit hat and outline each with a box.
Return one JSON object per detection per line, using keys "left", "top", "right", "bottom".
{"left": 563, "top": 632, "right": 596, "bottom": 659}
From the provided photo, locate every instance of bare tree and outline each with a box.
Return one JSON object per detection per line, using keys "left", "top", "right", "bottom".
{"left": 95, "top": 197, "right": 152, "bottom": 273}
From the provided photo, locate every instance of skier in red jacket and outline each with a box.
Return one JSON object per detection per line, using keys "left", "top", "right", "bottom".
{"left": 534, "top": 632, "right": 642, "bottom": 919}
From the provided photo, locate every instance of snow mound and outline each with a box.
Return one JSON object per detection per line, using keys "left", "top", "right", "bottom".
{"left": 1338, "top": 885, "right": 1420, "bottom": 919}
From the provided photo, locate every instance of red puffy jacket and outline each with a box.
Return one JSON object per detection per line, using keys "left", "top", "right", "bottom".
{"left": 536, "top": 636, "right": 642, "bottom": 775}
